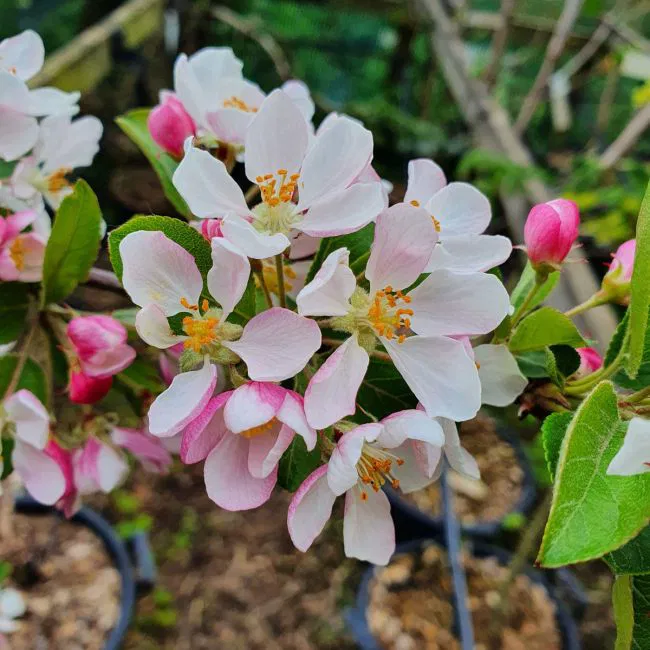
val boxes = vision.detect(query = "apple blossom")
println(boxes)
[574,347,603,379]
[404,158,512,272]
[523,198,580,269]
[110,426,172,473]
[147,91,196,158]
[68,372,113,405]
[473,343,528,407]
[119,230,321,435]
[607,418,650,476]
[297,203,511,427]
[601,239,636,305]
[178,382,316,510]
[0,209,46,281]
[173,90,386,258]
[288,410,444,564]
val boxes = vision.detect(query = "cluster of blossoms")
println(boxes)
[0,30,103,283]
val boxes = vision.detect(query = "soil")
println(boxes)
[368,542,561,650]
[0,514,121,650]
[405,416,524,525]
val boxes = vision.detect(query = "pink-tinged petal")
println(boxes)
[4,389,49,449]
[298,115,373,209]
[5,209,36,237]
[405,158,447,206]
[408,269,510,337]
[136,304,185,349]
[425,182,491,236]
[377,410,444,449]
[277,391,317,450]
[120,231,203,315]
[575,347,603,379]
[224,308,321,382]
[68,372,112,405]
[304,335,369,430]
[248,423,294,479]
[610,239,636,282]
[298,182,385,238]
[220,213,291,259]
[12,440,66,506]
[296,247,355,317]
[148,359,217,437]
[180,392,231,463]
[173,146,249,218]
[148,93,195,158]
[474,344,527,407]
[439,417,480,479]
[281,79,315,123]
[608,418,650,476]
[111,427,172,473]
[366,203,437,293]
[224,382,285,433]
[204,433,277,510]
[385,336,481,422]
[343,486,394,565]
[67,315,126,353]
[426,234,512,273]
[327,423,382,496]
[0,30,44,81]
[207,237,250,319]
[80,344,136,379]
[7,232,45,282]
[94,441,129,492]
[245,90,309,184]
[206,108,254,146]
[159,343,184,385]
[524,199,579,266]
[289,231,320,260]
[287,464,336,552]
[391,440,440,492]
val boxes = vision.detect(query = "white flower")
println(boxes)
[608,418,650,476]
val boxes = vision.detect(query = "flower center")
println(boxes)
[180,298,219,353]
[222,96,258,113]
[47,168,72,194]
[9,237,25,270]
[356,444,404,497]
[409,200,441,232]
[240,417,277,439]
[256,169,299,208]
[367,286,413,343]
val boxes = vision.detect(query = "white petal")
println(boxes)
[425,182,491,235]
[377,410,444,449]
[439,417,480,479]
[408,269,510,337]
[220,213,290,259]
[608,418,650,476]
[37,115,102,173]
[474,344,527,407]
[281,79,315,123]
[247,424,294,479]
[180,393,230,463]
[148,359,217,437]
[27,87,79,117]
[223,382,285,433]
[135,304,185,349]
[0,30,44,80]
[385,336,481,422]
[391,440,440,492]
[404,158,447,206]
[366,203,437,293]
[426,234,512,273]
[287,465,336,551]
[96,443,128,492]
[277,391,317,450]
[223,308,321,382]
[12,440,66,506]
[207,237,250,319]
[296,247,355,317]
[304,336,369,430]
[4,389,49,449]
[244,90,309,184]
[173,146,249,218]
[298,115,373,209]
[298,182,385,238]
[120,230,203,315]
[344,487,394,565]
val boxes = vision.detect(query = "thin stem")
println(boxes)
[274,254,287,308]
[510,278,543,328]
[317,318,336,329]
[244,184,260,205]
[321,337,343,348]
[565,293,607,318]
[255,270,273,308]
[564,344,626,395]
[4,321,37,399]
[626,386,650,404]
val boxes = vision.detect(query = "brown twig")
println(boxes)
[483,0,517,90]
[599,102,650,170]
[514,0,585,135]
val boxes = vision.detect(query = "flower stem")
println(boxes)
[510,276,545,328]
[255,270,273,308]
[564,339,626,396]
[321,337,343,348]
[626,386,650,404]
[564,293,607,318]
[275,254,287,308]
[4,321,37,399]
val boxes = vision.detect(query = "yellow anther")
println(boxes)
[182,316,219,352]
[222,96,258,113]
[47,168,71,194]
[240,418,277,439]
[257,169,300,207]
[410,200,420,207]
[180,297,199,311]
[356,445,404,494]
[9,238,24,271]
[201,299,209,313]
[367,286,414,343]
[432,216,441,233]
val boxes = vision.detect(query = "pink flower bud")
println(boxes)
[147,93,196,158]
[524,199,580,268]
[575,347,603,379]
[68,371,113,404]
[602,239,636,304]
[201,218,224,241]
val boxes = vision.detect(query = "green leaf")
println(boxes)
[40,180,102,306]
[0,159,17,179]
[510,261,560,311]
[0,355,48,404]
[509,307,586,353]
[606,311,630,367]
[627,180,650,379]
[541,411,573,480]
[108,215,212,282]
[115,109,190,218]
[604,309,650,391]
[277,436,321,492]
[112,308,138,327]
[538,382,650,567]
[544,345,581,387]
[357,357,417,420]
[606,526,650,575]
[306,223,375,284]
[117,359,165,395]
[613,575,634,650]
[628,575,650,649]
[0,283,30,344]
[516,349,548,378]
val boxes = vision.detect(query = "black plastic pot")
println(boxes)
[386,426,537,540]
[15,495,155,650]
[345,537,582,650]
